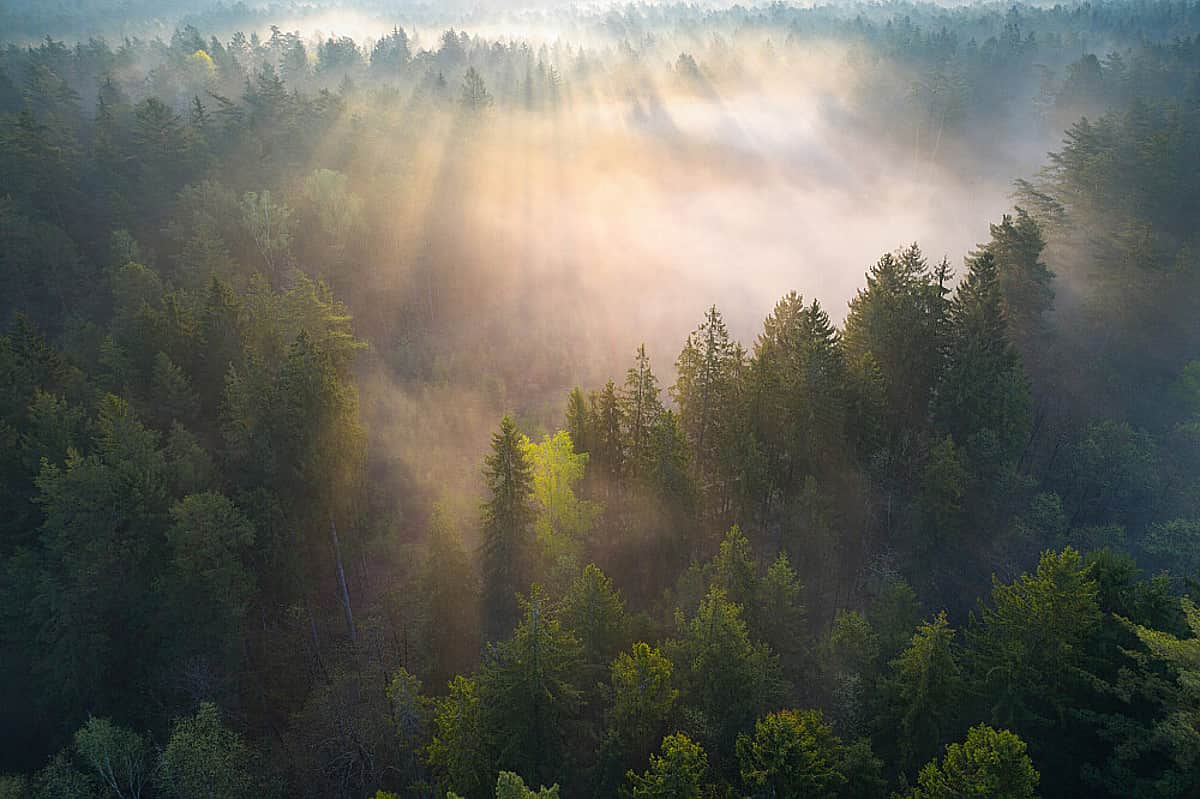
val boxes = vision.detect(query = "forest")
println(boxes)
[2,0,1200,797]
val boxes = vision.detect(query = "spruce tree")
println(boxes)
[481,413,535,639]
[935,250,1031,465]
[671,306,743,514]
[620,344,664,479]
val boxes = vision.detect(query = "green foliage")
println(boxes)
[26,396,168,713]
[967,548,1101,735]
[0,775,28,799]
[667,587,786,766]
[73,716,151,799]
[917,436,968,547]
[825,610,880,678]
[881,612,963,772]
[387,667,430,755]
[981,210,1054,361]
[558,564,629,667]
[480,585,583,789]
[428,676,490,799]
[564,387,590,455]
[627,733,708,799]
[904,725,1039,799]
[606,642,679,761]
[737,709,846,798]
[754,553,808,675]
[1130,599,1200,776]
[711,525,757,607]
[1059,421,1160,529]
[935,250,1031,465]
[524,430,600,580]
[158,702,255,799]
[32,752,95,799]
[163,492,255,660]
[621,344,665,478]
[2,10,1200,798]
[842,244,947,445]
[494,771,560,799]
[481,414,537,639]
[672,305,744,514]
[744,292,846,518]
[868,579,921,661]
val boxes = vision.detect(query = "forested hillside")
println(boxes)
[2,2,1200,797]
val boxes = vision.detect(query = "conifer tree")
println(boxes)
[935,250,1031,465]
[842,245,947,449]
[564,387,590,455]
[880,611,963,773]
[620,344,664,479]
[558,564,629,668]
[672,306,744,514]
[480,586,583,789]
[461,67,493,111]
[627,734,708,799]
[589,381,624,488]
[904,725,1038,799]
[481,414,535,639]
[746,292,846,518]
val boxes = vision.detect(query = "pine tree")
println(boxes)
[480,585,583,789]
[967,548,1101,759]
[842,245,947,449]
[880,611,963,773]
[736,709,847,798]
[590,381,624,488]
[601,642,678,788]
[461,67,493,111]
[151,351,199,428]
[984,210,1054,361]
[904,725,1038,799]
[627,734,708,799]
[671,306,744,514]
[564,387,590,455]
[753,553,807,679]
[620,344,664,479]
[746,293,846,519]
[428,675,490,799]
[481,414,535,639]
[935,250,1031,465]
[558,564,628,668]
[666,588,786,767]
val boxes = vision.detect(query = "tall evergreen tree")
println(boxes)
[935,250,1031,465]
[480,586,583,790]
[620,344,664,479]
[842,245,948,452]
[589,381,623,489]
[564,387,590,455]
[672,306,744,516]
[745,292,846,519]
[481,414,535,639]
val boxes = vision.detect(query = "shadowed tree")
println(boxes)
[481,414,535,640]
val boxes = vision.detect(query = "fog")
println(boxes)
[0,0,1069,510]
[349,45,1055,507]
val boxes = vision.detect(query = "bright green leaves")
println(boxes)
[904,725,1039,799]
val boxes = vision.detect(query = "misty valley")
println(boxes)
[2,0,1200,797]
